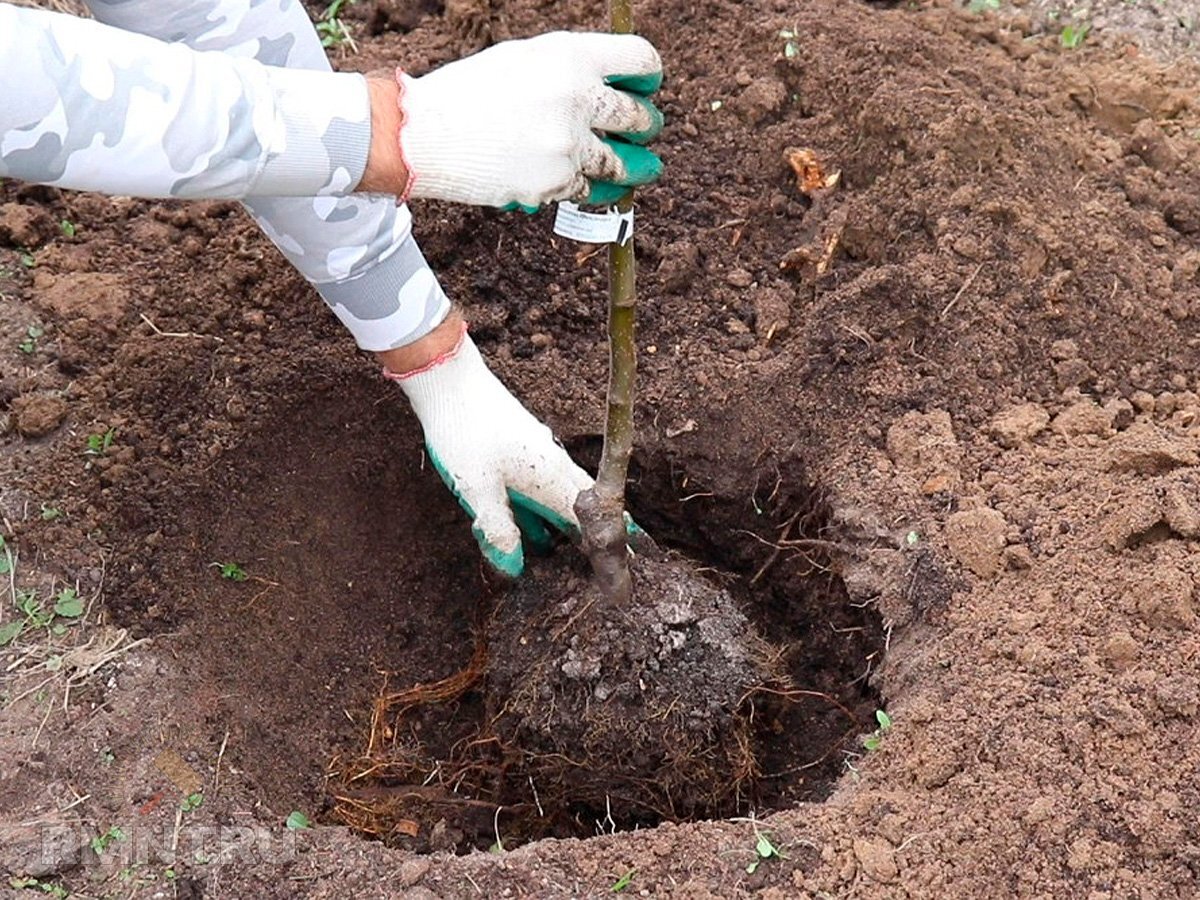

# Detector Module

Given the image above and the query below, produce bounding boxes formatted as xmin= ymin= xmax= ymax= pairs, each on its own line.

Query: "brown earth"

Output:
xmin=3 ymin=0 xmax=1200 ymax=896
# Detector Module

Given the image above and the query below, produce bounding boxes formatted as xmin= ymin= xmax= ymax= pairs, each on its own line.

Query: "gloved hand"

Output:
xmin=396 ymin=31 xmax=665 ymax=210
xmin=386 ymin=322 xmax=593 ymax=576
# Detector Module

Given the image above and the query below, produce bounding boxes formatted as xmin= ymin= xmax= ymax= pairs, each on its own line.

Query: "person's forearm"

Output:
xmin=0 ymin=4 xmax=373 ymax=200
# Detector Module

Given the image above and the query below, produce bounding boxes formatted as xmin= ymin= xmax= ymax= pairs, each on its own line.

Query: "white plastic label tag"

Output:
xmin=553 ymin=202 xmax=634 ymax=246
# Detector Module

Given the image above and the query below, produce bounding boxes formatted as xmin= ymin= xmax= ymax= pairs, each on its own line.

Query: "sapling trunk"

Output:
xmin=574 ymin=0 xmax=638 ymax=605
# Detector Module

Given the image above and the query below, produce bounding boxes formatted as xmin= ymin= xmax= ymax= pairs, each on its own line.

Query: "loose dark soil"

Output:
xmin=4 ymin=0 xmax=1200 ymax=896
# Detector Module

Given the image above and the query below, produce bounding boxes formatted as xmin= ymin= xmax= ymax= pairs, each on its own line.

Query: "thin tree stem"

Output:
xmin=575 ymin=0 xmax=638 ymax=605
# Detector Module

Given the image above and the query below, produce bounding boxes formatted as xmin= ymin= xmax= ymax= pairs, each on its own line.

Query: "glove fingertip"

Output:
xmin=512 ymin=500 xmax=554 ymax=553
xmin=509 ymin=489 xmax=580 ymax=539
xmin=602 ymin=140 xmax=664 ymax=186
xmin=605 ymin=70 xmax=664 ymax=96
xmin=586 ymin=181 xmax=632 ymax=206
xmin=614 ymin=96 xmax=665 ymax=145
xmin=474 ymin=523 xmax=526 ymax=578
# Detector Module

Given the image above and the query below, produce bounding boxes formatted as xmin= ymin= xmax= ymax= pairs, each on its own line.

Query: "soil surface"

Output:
xmin=4 ymin=0 xmax=1200 ymax=897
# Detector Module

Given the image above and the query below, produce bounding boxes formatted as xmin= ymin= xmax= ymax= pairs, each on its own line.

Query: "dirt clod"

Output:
xmin=0 ymin=202 xmax=56 ymax=248
xmin=944 ymin=507 xmax=1007 ymax=578
xmin=11 ymin=394 xmax=68 ymax=438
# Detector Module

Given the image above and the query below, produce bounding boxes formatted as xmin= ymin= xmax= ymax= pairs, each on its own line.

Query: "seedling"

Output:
xmin=210 ymin=562 xmax=248 ymax=582
xmin=59 ymin=219 xmax=76 ymax=238
xmin=573 ymin=0 xmax=639 ymax=606
xmin=18 ymin=324 xmax=43 ymax=354
xmin=8 ymin=877 xmax=68 ymax=898
xmin=53 ymin=588 xmax=83 ymax=619
xmin=90 ymin=825 xmax=125 ymax=854
xmin=285 ymin=811 xmax=311 ymax=830
xmin=611 ymin=869 xmax=636 ymax=892
xmin=1060 ymin=21 xmax=1090 ymax=48
xmin=181 ymin=792 xmax=203 ymax=812
xmin=745 ymin=829 xmax=786 ymax=874
xmin=316 ymin=0 xmax=356 ymax=50
xmin=40 ymin=505 xmax=63 ymax=521
xmin=18 ymin=251 xmax=35 ymax=269
xmin=967 ymin=0 xmax=1000 ymax=12
xmin=84 ymin=427 xmax=117 ymax=456
xmin=862 ymin=709 xmax=893 ymax=751
xmin=0 ymin=576 xmax=84 ymax=647
xmin=778 ymin=26 xmax=799 ymax=59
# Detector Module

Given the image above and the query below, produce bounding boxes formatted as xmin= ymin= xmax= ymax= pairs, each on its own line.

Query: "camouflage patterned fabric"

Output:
xmin=0 ymin=0 xmax=450 ymax=350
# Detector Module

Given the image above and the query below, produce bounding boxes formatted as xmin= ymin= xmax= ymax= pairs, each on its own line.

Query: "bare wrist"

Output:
xmin=358 ymin=74 xmax=409 ymax=196
xmin=377 ymin=310 xmax=466 ymax=376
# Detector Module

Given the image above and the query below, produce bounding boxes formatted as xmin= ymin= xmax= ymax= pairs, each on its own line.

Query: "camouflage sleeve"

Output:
xmin=0 ymin=3 xmax=371 ymax=199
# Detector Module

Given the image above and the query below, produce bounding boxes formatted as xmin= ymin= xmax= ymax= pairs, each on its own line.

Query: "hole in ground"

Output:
xmin=107 ymin=378 xmax=884 ymax=853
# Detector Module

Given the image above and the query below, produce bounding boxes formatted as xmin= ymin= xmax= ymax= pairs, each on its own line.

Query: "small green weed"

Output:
xmin=610 ymin=869 xmax=636 ymax=892
xmin=90 ymin=825 xmax=125 ymax=854
xmin=53 ymin=588 xmax=83 ymax=619
xmin=1060 ymin=21 xmax=1090 ymax=48
xmin=84 ymin=427 xmax=116 ymax=457
xmin=40 ymin=505 xmax=63 ymax=521
xmin=211 ymin=562 xmax=248 ymax=582
xmin=18 ymin=251 xmax=35 ymax=269
xmin=9 ymin=876 xmax=68 ymax=897
xmin=59 ymin=220 xmax=76 ymax=238
xmin=181 ymin=792 xmax=203 ymax=812
xmin=18 ymin=324 xmax=44 ymax=354
xmin=316 ymin=0 xmax=356 ymax=50
xmin=967 ymin=0 xmax=1000 ymax=12
xmin=0 ymin=576 xmax=84 ymax=647
xmin=746 ymin=830 xmax=786 ymax=875
xmin=862 ymin=709 xmax=893 ymax=751
xmin=285 ymin=811 xmax=311 ymax=830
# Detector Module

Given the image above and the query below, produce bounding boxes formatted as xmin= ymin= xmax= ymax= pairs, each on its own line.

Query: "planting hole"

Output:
xmin=107 ymin=378 xmax=884 ymax=852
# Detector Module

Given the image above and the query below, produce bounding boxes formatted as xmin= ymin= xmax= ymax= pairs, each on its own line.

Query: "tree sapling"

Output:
xmin=574 ymin=0 xmax=640 ymax=606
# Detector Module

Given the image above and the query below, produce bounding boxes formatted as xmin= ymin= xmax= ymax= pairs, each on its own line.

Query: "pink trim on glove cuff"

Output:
xmin=381 ymin=321 xmax=469 ymax=382
xmin=394 ymin=67 xmax=417 ymax=205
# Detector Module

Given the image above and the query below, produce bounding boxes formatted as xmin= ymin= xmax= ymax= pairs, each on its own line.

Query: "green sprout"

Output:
xmin=211 ymin=562 xmax=248 ymax=582
xmin=18 ymin=324 xmax=44 ymax=354
xmin=778 ymin=27 xmax=799 ymax=60
xmin=90 ymin=825 xmax=126 ymax=854
xmin=1060 ymin=22 xmax=1091 ymax=48
xmin=59 ymin=220 xmax=76 ymax=238
xmin=315 ymin=0 xmax=356 ymax=50
xmin=611 ymin=869 xmax=636 ymax=892
xmin=181 ymin=792 xmax=204 ymax=812
xmin=967 ymin=0 xmax=1000 ymax=12
xmin=862 ymin=709 xmax=893 ymax=751
xmin=84 ymin=427 xmax=117 ymax=457
xmin=746 ymin=830 xmax=786 ymax=875
xmin=9 ymin=877 xmax=68 ymax=898
xmin=0 ymin=580 xmax=83 ymax=647
xmin=285 ymin=811 xmax=311 ymax=830
xmin=53 ymin=588 xmax=83 ymax=619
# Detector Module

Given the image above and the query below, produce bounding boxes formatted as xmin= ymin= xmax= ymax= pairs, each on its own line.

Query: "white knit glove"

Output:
xmin=387 ymin=324 xmax=593 ymax=576
xmin=397 ymin=31 xmax=665 ymax=210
